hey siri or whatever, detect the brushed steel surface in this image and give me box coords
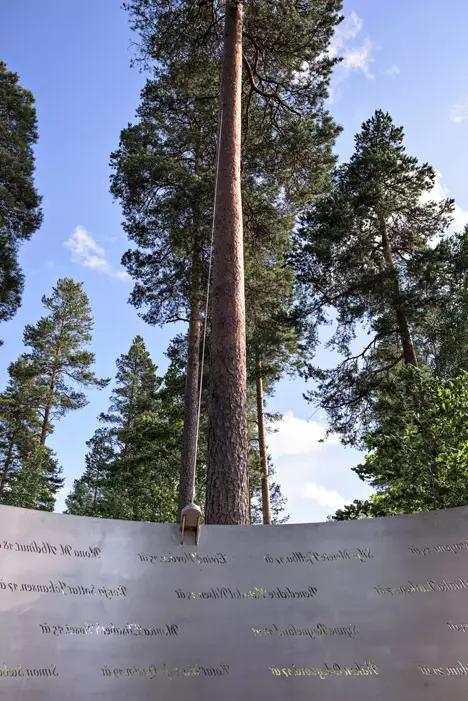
[1,504,468,699]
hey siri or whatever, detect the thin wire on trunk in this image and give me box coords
[190,106,224,503]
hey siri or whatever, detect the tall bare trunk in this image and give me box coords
[256,358,271,525]
[178,254,202,517]
[205,0,249,524]
[0,433,15,497]
[40,367,57,445]
[381,220,418,367]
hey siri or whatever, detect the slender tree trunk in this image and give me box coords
[205,0,249,524]
[92,481,98,515]
[40,367,58,445]
[0,433,15,497]
[178,252,202,518]
[381,221,418,366]
[123,375,136,457]
[256,358,271,525]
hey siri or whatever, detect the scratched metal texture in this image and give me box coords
[1,504,468,700]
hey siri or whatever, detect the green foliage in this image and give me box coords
[112,0,343,335]
[66,329,289,523]
[245,242,305,386]
[294,110,455,444]
[99,335,159,448]
[334,368,468,519]
[0,357,42,486]
[64,429,115,517]
[0,62,42,327]
[22,278,109,440]
[0,359,63,511]
[5,444,62,512]
[423,226,468,381]
[0,278,103,511]
[0,358,47,506]
[112,0,342,524]
[110,68,216,326]
[124,1,342,205]
[66,336,181,522]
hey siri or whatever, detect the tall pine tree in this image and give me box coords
[21,278,108,446]
[294,111,454,444]
[117,0,342,522]
[64,429,114,517]
[0,62,42,330]
[5,444,62,512]
[0,277,105,510]
[110,69,216,518]
[0,357,42,498]
[66,336,180,522]
[0,357,63,510]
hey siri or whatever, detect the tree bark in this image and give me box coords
[40,367,58,445]
[205,0,249,524]
[380,221,418,367]
[178,251,202,518]
[256,358,272,525]
[0,433,15,498]
[123,368,137,457]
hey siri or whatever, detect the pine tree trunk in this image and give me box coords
[256,358,272,525]
[92,482,98,514]
[381,221,418,366]
[205,0,249,525]
[0,433,15,498]
[123,376,136,457]
[178,267,202,518]
[40,367,58,445]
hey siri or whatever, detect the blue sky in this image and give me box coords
[1,0,467,522]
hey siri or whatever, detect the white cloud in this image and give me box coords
[422,171,468,234]
[64,225,129,280]
[299,12,371,92]
[302,482,347,511]
[329,11,363,57]
[342,38,375,78]
[327,12,377,102]
[384,64,400,78]
[451,98,468,124]
[262,406,370,523]
[267,411,337,459]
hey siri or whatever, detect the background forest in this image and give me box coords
[1,0,468,524]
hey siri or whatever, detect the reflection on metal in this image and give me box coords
[180,502,202,545]
[3,504,468,699]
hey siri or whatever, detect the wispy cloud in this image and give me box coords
[451,98,468,124]
[384,64,400,78]
[327,11,378,102]
[329,11,363,55]
[342,38,375,78]
[330,11,376,80]
[64,225,128,280]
